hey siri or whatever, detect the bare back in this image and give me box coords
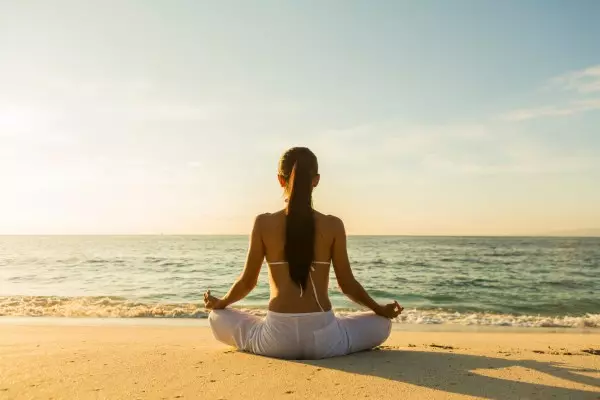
[259,210,340,313]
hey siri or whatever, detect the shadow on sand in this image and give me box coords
[293,349,600,399]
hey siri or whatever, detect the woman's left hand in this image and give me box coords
[204,290,226,310]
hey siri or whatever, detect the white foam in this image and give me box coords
[0,296,208,319]
[389,308,600,328]
[0,296,598,328]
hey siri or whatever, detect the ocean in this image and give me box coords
[0,235,598,328]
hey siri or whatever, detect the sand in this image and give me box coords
[0,323,598,399]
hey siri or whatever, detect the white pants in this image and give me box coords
[208,309,392,360]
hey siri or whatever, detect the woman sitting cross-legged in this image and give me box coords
[204,147,403,360]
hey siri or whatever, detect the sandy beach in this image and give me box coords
[0,323,598,400]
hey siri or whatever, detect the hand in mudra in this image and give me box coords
[376,301,404,319]
[203,290,225,310]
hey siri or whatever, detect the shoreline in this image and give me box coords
[3,296,598,328]
[1,316,599,334]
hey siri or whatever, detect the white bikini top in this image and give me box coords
[268,260,330,312]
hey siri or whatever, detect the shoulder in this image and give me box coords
[253,210,284,228]
[253,212,269,227]
[314,211,345,232]
[254,212,270,221]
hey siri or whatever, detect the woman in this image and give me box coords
[204,147,403,360]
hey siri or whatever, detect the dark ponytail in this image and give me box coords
[279,147,318,293]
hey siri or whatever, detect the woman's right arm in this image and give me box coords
[331,217,403,319]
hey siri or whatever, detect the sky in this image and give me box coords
[1,0,599,235]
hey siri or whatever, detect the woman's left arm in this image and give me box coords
[205,215,265,309]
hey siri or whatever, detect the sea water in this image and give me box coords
[0,235,598,328]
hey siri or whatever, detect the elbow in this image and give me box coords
[339,279,359,296]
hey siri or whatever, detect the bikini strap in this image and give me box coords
[269,261,331,265]
[308,266,325,312]
[269,261,326,312]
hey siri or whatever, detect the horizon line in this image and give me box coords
[0,233,599,238]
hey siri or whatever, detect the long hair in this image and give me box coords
[278,147,318,293]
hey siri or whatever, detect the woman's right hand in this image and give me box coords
[375,301,404,319]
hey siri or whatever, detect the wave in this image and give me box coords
[0,296,209,319]
[0,296,598,328]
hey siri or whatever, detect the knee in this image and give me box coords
[366,313,392,336]
[383,318,392,340]
[207,310,232,344]
[208,309,225,327]
[374,315,392,344]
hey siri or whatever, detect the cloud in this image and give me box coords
[310,117,599,176]
[550,65,600,94]
[418,126,600,175]
[501,99,600,121]
[501,65,600,121]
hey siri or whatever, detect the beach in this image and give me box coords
[1,236,598,398]
[1,322,598,399]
